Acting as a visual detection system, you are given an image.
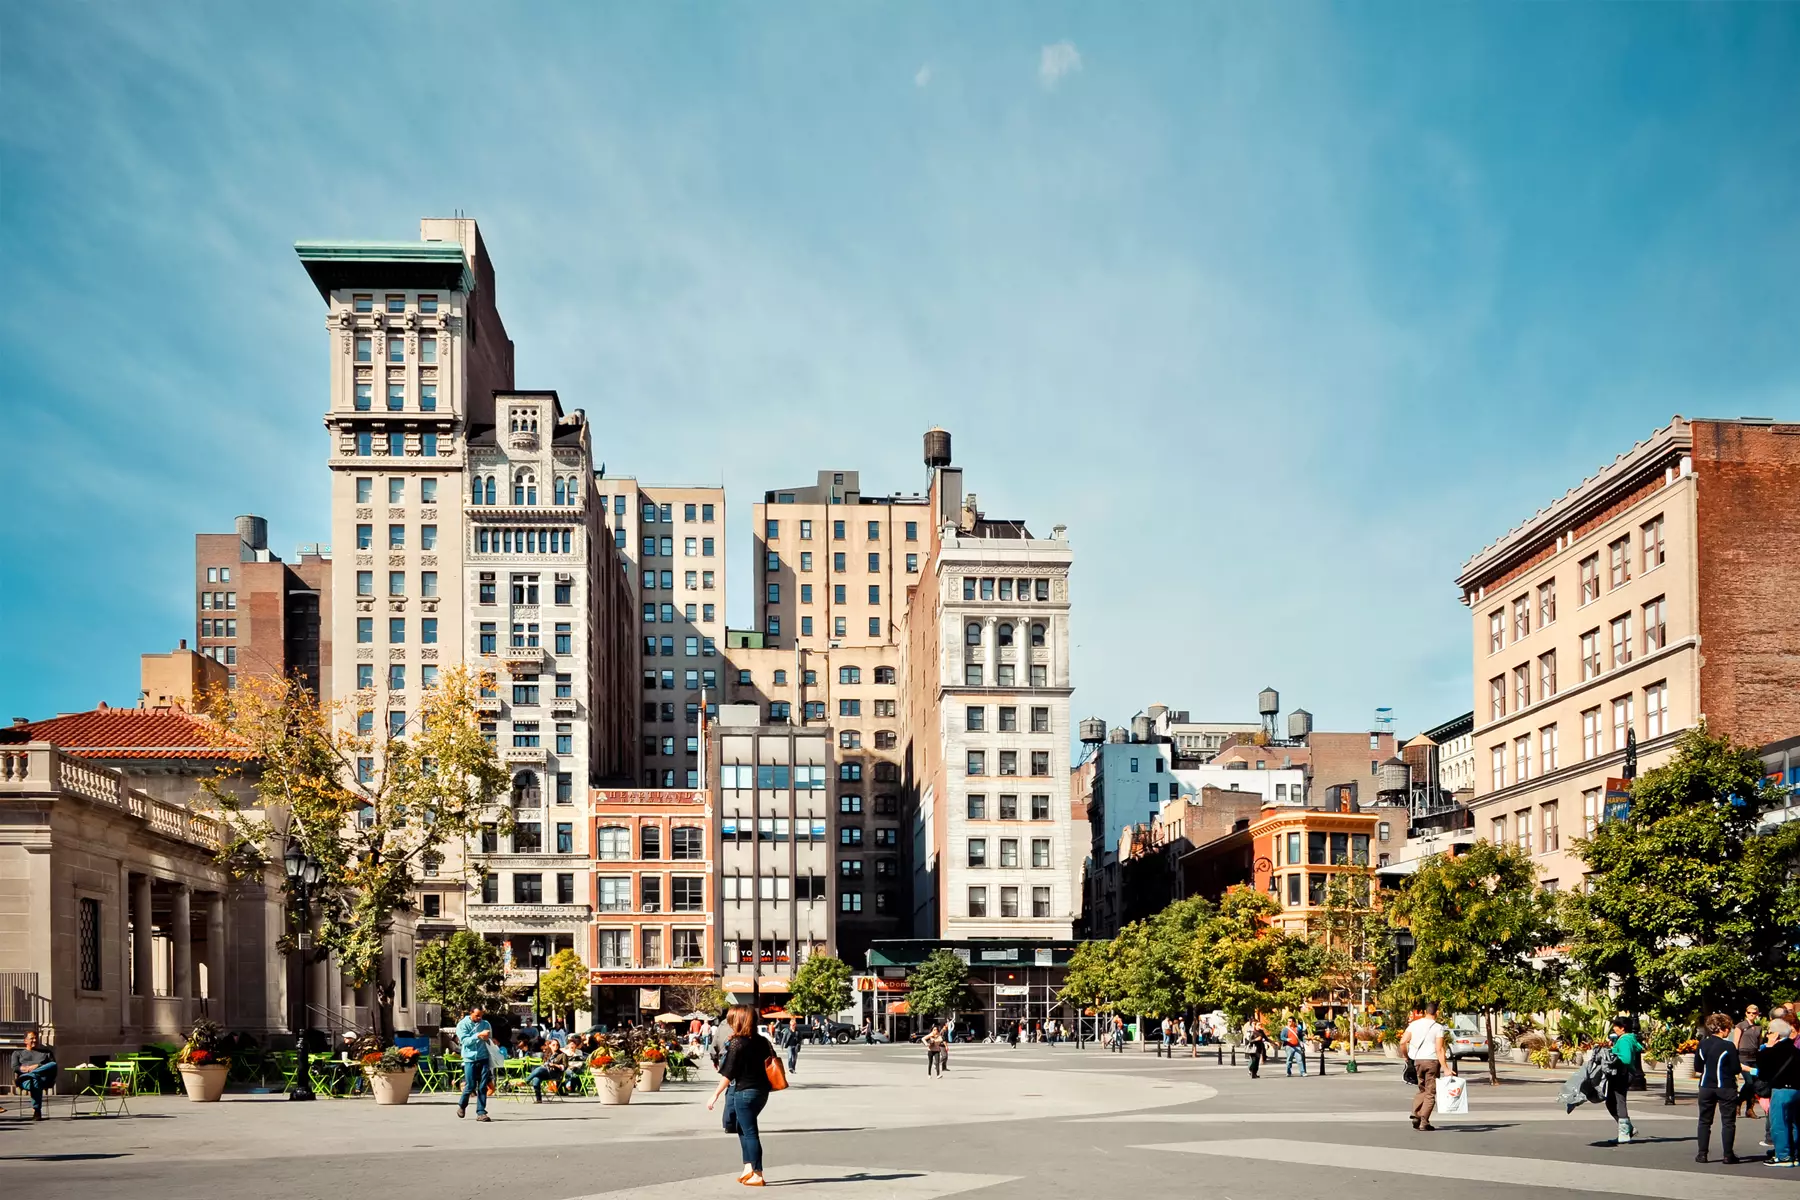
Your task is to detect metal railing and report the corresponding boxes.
[0,972,49,1026]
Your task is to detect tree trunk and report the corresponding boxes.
[1485,1008,1498,1085]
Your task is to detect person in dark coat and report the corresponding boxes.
[1695,1012,1744,1164]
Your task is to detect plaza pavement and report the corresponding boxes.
[2,1043,1794,1200]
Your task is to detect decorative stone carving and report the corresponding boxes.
[388,554,406,567]
[356,507,373,520]
[420,508,436,521]
[355,554,373,567]
[357,647,374,661]
[420,554,437,567]
[388,507,405,520]
[420,648,438,661]
[389,598,407,612]
[390,648,407,661]
[356,598,374,612]
[335,308,356,353]
[421,598,439,613]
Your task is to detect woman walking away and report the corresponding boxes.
[708,1005,779,1186]
[1695,1013,1744,1164]
[1605,1018,1642,1144]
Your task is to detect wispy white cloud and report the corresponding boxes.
[914,63,932,88]
[1039,40,1081,89]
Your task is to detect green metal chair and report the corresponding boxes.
[415,1054,449,1095]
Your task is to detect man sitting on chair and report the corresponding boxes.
[12,1030,58,1120]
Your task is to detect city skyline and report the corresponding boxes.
[6,3,1800,737]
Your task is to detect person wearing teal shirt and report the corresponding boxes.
[1607,1017,1643,1144]
[455,1004,494,1121]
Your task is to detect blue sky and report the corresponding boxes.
[3,3,1797,737]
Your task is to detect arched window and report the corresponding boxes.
[997,623,1014,647]
[1030,622,1046,648]
[512,770,540,807]
[554,477,567,505]
[965,622,982,646]
[482,476,496,505]
[514,470,536,506]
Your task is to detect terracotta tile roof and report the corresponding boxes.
[2,706,254,760]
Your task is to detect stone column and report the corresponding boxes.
[171,884,192,1001]
[132,874,154,999]
[118,863,133,1030]
[206,893,226,1019]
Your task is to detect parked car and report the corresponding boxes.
[815,1020,862,1043]
[1447,1018,1493,1063]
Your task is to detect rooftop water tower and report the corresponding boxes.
[1258,687,1280,739]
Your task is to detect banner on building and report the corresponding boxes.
[1603,778,1631,824]
[639,988,662,1011]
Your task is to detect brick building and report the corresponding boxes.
[194,515,331,699]
[1456,416,1800,886]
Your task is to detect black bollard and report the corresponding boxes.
[1664,1063,1676,1106]
[1319,1045,1327,1076]
[1231,1043,1237,1067]
[1216,1041,1223,1065]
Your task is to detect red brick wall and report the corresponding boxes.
[1693,421,1800,747]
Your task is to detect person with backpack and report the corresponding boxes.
[1283,1018,1307,1077]
[707,1005,782,1187]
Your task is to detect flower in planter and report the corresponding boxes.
[176,1018,233,1070]
[640,1045,666,1062]
[363,1045,421,1075]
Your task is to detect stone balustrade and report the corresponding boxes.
[0,742,219,850]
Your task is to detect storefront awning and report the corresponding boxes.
[721,976,790,993]
[887,1000,909,1015]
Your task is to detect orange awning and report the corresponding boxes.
[887,1001,909,1015]
[721,976,790,993]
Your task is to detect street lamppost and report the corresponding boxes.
[530,937,547,1028]
[283,841,324,1101]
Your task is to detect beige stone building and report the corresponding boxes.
[1456,416,1800,888]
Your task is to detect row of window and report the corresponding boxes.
[837,730,898,750]
[352,335,438,366]
[765,518,919,543]
[502,769,575,805]
[644,770,702,788]
[475,622,574,654]
[199,619,237,638]
[966,837,1056,868]
[355,570,441,599]
[644,568,718,592]
[839,794,901,815]
[467,472,585,508]
[770,581,889,605]
[964,622,1048,648]
[624,501,716,525]
[967,886,1053,918]
[1271,871,1373,908]
[836,698,898,717]
[1487,680,1670,791]
[478,873,579,905]
[643,733,702,757]
[965,794,1056,820]
[354,476,440,504]
[356,523,439,551]
[478,720,576,752]
[767,551,911,577]
[200,645,237,665]
[595,825,705,860]
[479,573,574,606]
[1487,597,1668,721]
[350,293,440,315]
[476,821,579,855]
[354,378,438,413]
[355,616,438,644]
[198,591,237,611]
[962,663,1051,688]
[838,891,899,914]
[203,566,232,583]
[964,577,1052,602]
[641,669,721,693]
[355,663,450,693]
[474,527,574,555]
[837,858,901,879]
[739,666,895,688]
[641,536,716,559]
[1487,514,1666,654]
[349,432,446,458]
[1273,831,1373,867]
[966,705,1051,733]
[641,699,719,725]
[768,615,886,638]
[718,764,832,790]
[720,875,830,901]
[965,749,1053,777]
[596,928,706,969]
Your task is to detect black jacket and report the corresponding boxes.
[1758,1038,1799,1091]
[1694,1035,1742,1090]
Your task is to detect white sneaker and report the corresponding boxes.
[1617,1132,1632,1144]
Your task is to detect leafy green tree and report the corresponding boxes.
[202,667,510,1037]
[788,954,854,1019]
[907,949,976,1019]
[1386,840,1561,1084]
[1308,868,1391,1016]
[536,948,589,1028]
[1186,888,1309,1026]
[1059,937,1124,1018]
[1117,896,1215,1018]
[664,980,728,1018]
[417,930,511,1021]
[1564,727,1800,1024]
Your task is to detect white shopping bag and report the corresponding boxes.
[1435,1073,1469,1116]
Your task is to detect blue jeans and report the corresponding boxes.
[1286,1045,1306,1075]
[728,1084,769,1171]
[1772,1088,1799,1162]
[460,1056,491,1116]
[18,1065,57,1114]
[527,1067,562,1100]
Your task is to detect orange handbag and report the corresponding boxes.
[763,1051,789,1091]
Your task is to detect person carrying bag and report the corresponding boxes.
[708,1006,782,1186]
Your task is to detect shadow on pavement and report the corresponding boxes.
[770,1172,925,1188]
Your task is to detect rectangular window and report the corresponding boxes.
[1540,803,1559,853]
[1538,578,1556,626]
[420,383,436,411]
[1540,723,1559,772]
[1031,838,1051,868]
[1609,535,1632,588]
[968,887,987,917]
[1611,694,1634,751]
[1643,595,1667,653]
[1514,734,1531,782]
[1515,809,1533,852]
[1491,745,1506,790]
[967,838,987,868]
[387,337,404,364]
[1611,614,1633,669]
[1583,787,1602,835]
[1581,629,1601,680]
[1539,650,1557,699]
[1580,554,1600,605]
[1644,680,1668,737]
[354,383,372,411]
[967,793,987,820]
[1641,514,1665,571]
[1514,664,1531,711]
[1581,707,1601,760]
[966,750,986,776]
[1000,887,1019,918]
[512,874,543,904]
[1489,676,1505,721]
[1488,610,1504,654]
[387,382,404,411]
[999,838,1019,868]
[1512,595,1530,641]
[388,617,405,643]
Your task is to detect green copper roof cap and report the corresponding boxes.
[294,240,475,300]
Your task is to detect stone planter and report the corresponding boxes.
[636,1061,667,1092]
[1675,1061,1696,1082]
[368,1066,418,1105]
[1382,1043,1400,1059]
[179,1064,230,1102]
[597,1069,635,1105]
[1509,1048,1529,1064]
